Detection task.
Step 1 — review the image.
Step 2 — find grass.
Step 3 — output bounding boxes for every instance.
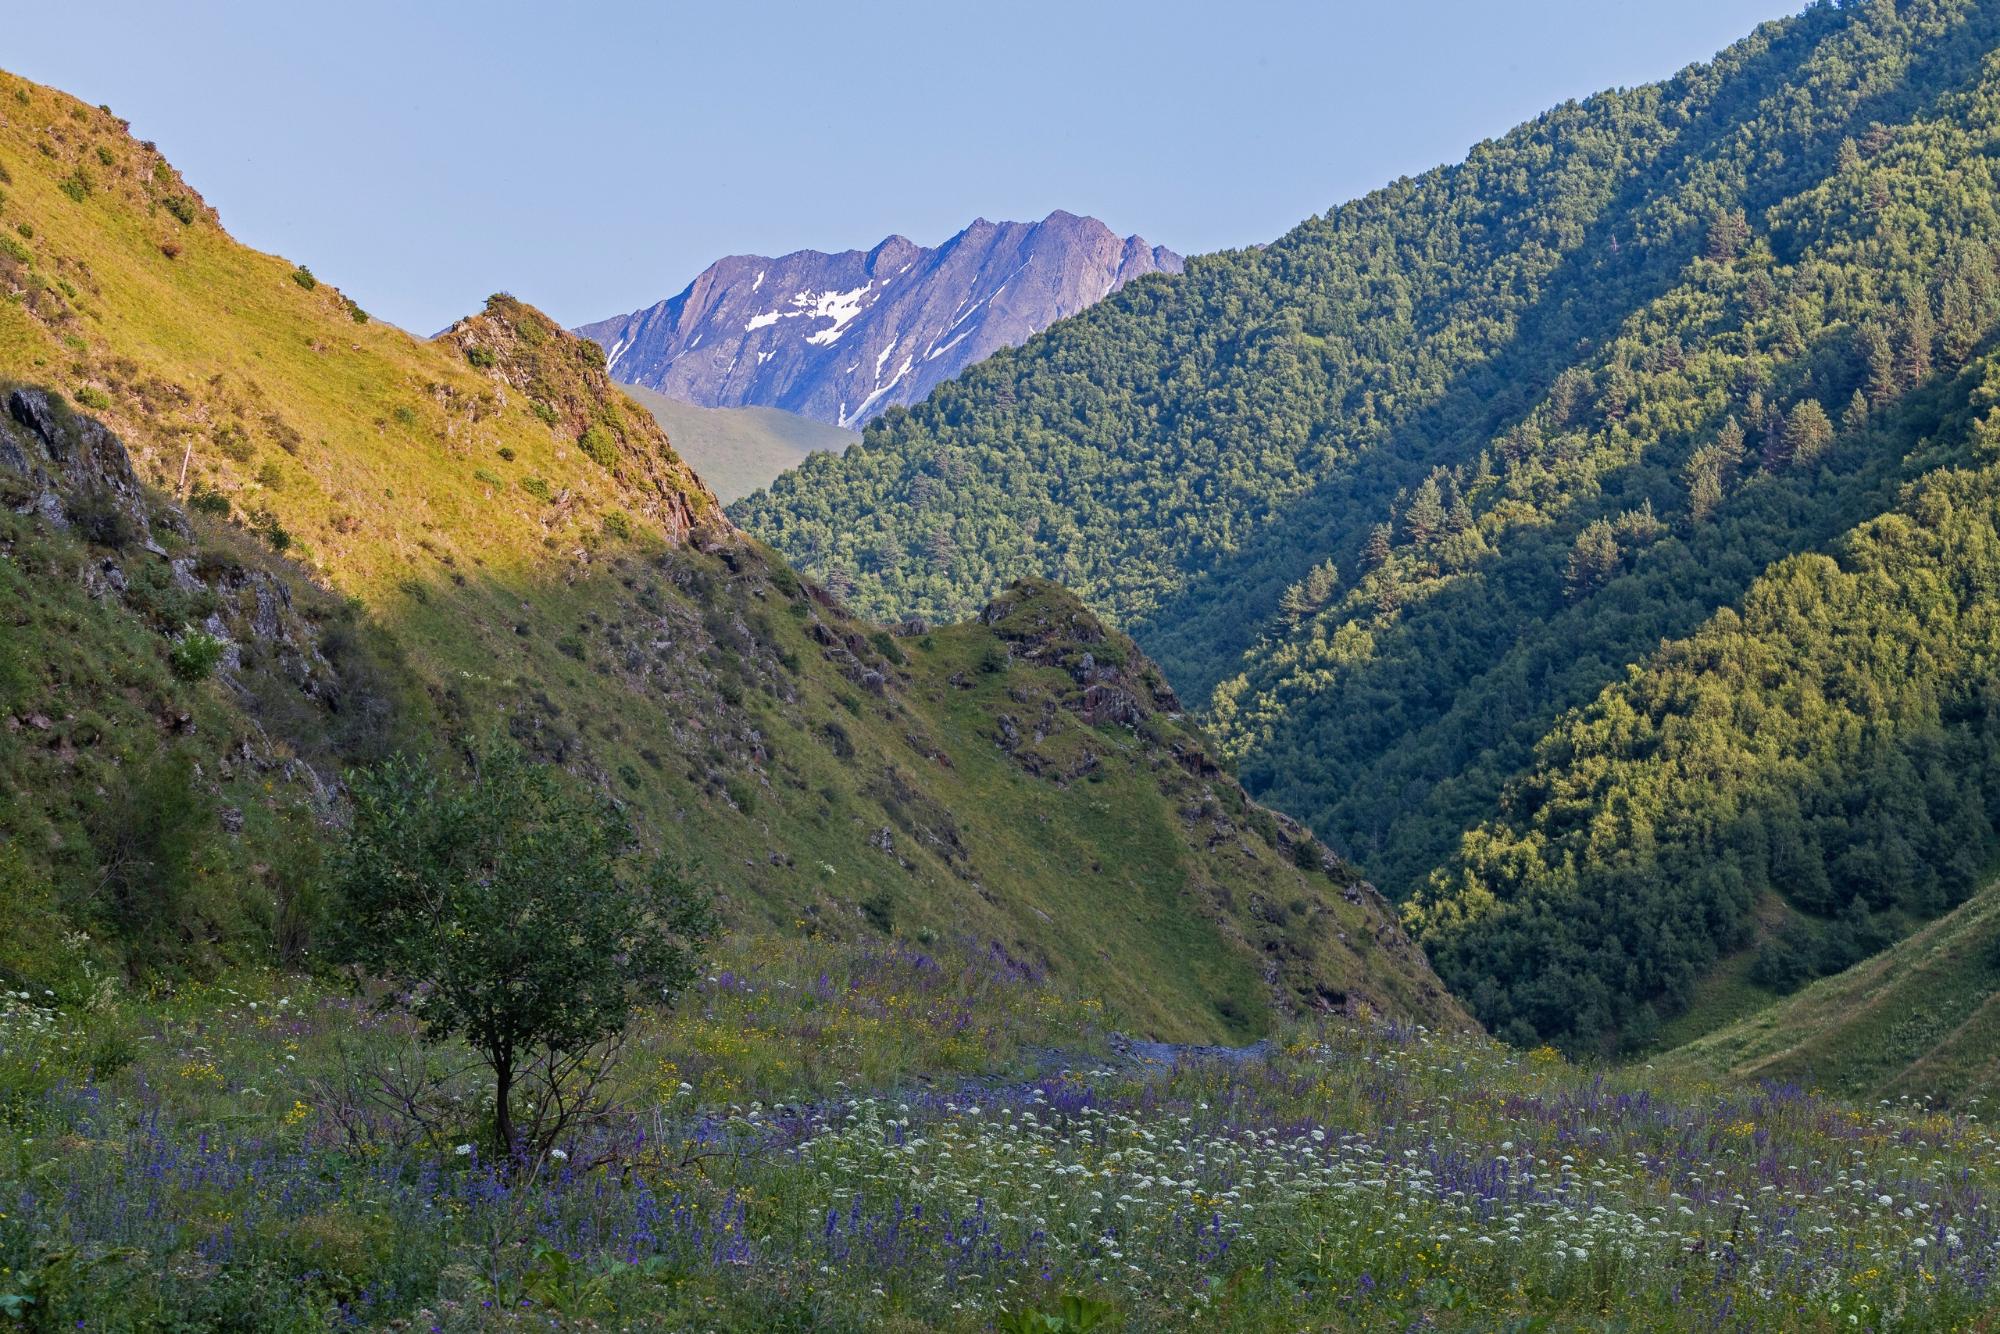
[1661,872,2000,1105]
[4,944,1998,1330]
[619,384,856,503]
[0,66,1461,1045]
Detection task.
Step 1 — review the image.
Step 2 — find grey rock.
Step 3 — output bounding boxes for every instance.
[578,211,1181,429]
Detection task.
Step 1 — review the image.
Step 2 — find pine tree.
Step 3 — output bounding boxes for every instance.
[1280,559,1341,621]
[1563,520,1620,600]
[1761,407,1792,472]
[1706,208,1750,262]
[1861,323,1898,408]
[1785,399,1834,468]
[1715,416,1747,472]
[1844,388,1870,434]
[1362,522,1393,571]
[1405,475,1446,544]
[1684,446,1726,523]
[1896,303,1934,389]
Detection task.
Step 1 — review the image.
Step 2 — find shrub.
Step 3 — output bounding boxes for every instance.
[473,467,503,488]
[86,749,209,951]
[94,145,114,166]
[869,631,906,666]
[601,511,631,540]
[290,265,316,290]
[68,490,133,549]
[578,425,617,470]
[530,401,559,426]
[496,446,516,461]
[58,169,91,203]
[255,461,283,490]
[167,628,226,682]
[332,743,714,1155]
[464,345,496,370]
[0,235,27,265]
[250,508,291,552]
[343,297,368,323]
[187,484,230,518]
[215,423,254,463]
[73,386,111,411]
[162,195,196,224]
[520,477,553,503]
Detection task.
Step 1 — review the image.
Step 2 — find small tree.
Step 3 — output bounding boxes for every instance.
[333,743,713,1158]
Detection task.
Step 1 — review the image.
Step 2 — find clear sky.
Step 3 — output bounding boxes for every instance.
[7,0,1799,333]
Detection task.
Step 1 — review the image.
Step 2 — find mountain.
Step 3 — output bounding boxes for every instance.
[616,384,855,503]
[576,212,1181,428]
[1659,871,2000,1105]
[0,70,1460,1041]
[735,0,2000,1050]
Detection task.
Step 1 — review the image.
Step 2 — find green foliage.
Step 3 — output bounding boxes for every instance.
[85,750,210,958]
[166,628,225,683]
[736,0,2000,1046]
[72,385,110,411]
[57,168,90,202]
[998,1293,1119,1333]
[463,344,496,370]
[162,194,195,225]
[577,424,617,470]
[288,265,315,291]
[250,507,291,552]
[331,744,714,1154]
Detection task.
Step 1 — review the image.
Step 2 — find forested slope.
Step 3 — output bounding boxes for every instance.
[737,0,2000,1047]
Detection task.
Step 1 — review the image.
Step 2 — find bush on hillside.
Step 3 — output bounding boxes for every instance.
[332,743,714,1158]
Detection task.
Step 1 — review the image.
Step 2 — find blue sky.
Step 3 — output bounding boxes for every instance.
[7,1,1797,332]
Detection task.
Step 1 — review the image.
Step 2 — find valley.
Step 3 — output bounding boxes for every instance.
[6,2,2000,1327]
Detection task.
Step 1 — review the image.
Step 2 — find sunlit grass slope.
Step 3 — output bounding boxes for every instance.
[0,69,1464,1042]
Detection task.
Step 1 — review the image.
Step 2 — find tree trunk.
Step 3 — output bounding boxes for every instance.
[493,1050,515,1162]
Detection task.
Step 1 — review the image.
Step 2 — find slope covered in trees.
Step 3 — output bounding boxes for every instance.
[0,70,1463,1040]
[737,0,2000,1047]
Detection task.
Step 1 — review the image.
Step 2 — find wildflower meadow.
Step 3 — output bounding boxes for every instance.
[2,936,1997,1330]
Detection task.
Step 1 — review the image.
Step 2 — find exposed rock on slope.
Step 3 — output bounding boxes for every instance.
[578,212,1181,428]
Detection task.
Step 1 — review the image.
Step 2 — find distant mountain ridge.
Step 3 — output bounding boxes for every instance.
[578,211,1180,427]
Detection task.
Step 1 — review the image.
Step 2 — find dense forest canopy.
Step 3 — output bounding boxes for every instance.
[737,0,2000,1048]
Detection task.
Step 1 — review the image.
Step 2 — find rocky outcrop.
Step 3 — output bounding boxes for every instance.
[437,295,728,546]
[577,212,1182,428]
[0,387,181,551]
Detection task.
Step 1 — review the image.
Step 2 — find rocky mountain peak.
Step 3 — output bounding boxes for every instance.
[576,212,1183,429]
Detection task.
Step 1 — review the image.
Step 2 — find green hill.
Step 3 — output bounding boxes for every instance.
[1659,872,2000,1105]
[0,70,1462,1041]
[735,0,2000,1049]
[617,384,854,503]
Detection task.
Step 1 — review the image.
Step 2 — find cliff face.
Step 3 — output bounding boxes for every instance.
[578,211,1181,428]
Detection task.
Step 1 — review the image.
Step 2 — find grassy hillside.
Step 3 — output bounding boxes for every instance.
[620,383,854,502]
[736,0,2000,1048]
[0,70,1461,1041]
[1660,872,2000,1105]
